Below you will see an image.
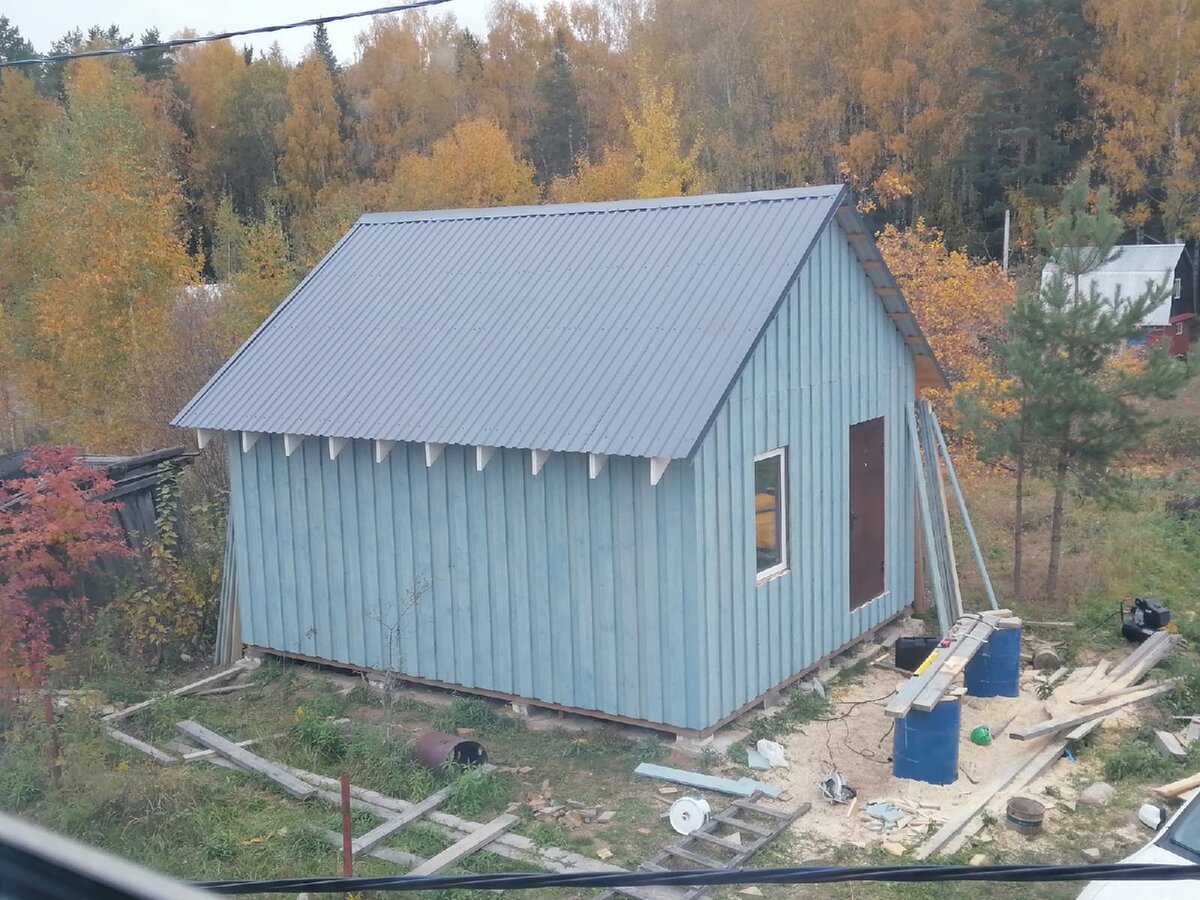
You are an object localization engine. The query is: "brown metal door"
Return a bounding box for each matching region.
[849,417,885,610]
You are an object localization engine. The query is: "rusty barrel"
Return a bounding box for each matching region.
[412,731,488,770]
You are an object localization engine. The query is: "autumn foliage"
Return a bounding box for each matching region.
[877,220,1016,426]
[0,447,129,692]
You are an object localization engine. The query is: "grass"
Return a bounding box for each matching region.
[9,382,1200,897]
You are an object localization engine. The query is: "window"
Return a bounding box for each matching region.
[754,448,787,581]
[1177,323,1185,336]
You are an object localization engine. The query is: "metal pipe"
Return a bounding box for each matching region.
[907,404,950,635]
[927,404,1000,611]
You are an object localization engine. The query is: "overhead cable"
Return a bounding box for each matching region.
[195,862,1200,894]
[0,1,452,69]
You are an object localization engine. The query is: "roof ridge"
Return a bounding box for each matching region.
[357,185,844,227]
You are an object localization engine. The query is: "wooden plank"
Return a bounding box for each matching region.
[688,831,744,851]
[1009,683,1176,741]
[914,742,1056,859]
[633,763,780,798]
[891,618,992,716]
[352,788,448,856]
[1117,635,1179,686]
[407,813,518,876]
[731,800,794,820]
[176,721,315,799]
[710,814,771,837]
[1156,769,1200,799]
[279,760,633,878]
[665,846,721,867]
[323,831,426,868]
[1154,731,1188,762]
[102,665,246,722]
[105,728,178,765]
[936,738,1067,857]
[1072,679,1180,707]
[1108,632,1168,682]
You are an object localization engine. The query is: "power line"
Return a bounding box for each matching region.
[194,862,1200,894]
[0,1,453,69]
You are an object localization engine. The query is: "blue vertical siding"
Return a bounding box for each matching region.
[229,438,702,728]
[693,221,916,727]
[227,217,915,732]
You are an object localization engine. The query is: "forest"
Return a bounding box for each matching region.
[0,0,1197,456]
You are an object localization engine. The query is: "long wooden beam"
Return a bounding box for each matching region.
[176,720,316,799]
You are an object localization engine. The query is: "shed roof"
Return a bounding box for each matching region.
[1041,244,1186,327]
[174,186,941,459]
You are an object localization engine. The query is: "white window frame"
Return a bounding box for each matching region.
[1176,322,1185,336]
[754,447,789,583]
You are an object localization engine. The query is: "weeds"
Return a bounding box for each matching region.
[345,683,379,706]
[727,743,749,767]
[748,687,832,741]
[431,697,511,734]
[0,739,48,810]
[697,745,720,772]
[288,708,347,761]
[251,657,296,690]
[1103,741,1176,782]
[443,766,514,818]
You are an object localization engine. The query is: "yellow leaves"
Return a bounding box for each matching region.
[390,118,538,210]
[277,54,348,214]
[878,219,1015,427]
[550,148,636,203]
[625,79,704,199]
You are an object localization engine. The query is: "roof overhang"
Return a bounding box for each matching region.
[833,202,949,392]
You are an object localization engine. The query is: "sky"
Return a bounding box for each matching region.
[8,0,543,65]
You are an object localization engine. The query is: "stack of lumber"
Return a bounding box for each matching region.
[886,610,1021,718]
[915,631,1181,859]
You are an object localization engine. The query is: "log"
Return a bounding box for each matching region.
[1009,682,1176,741]
[176,721,315,799]
[407,813,519,876]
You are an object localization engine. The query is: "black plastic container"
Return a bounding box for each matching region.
[894,636,941,672]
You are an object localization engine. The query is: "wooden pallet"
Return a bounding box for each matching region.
[597,794,810,900]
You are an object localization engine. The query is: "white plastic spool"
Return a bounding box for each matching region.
[668,796,711,835]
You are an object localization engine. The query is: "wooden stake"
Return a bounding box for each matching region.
[341,773,353,877]
[42,694,61,789]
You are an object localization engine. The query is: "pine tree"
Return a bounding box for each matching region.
[528,29,587,184]
[963,0,1096,257]
[133,28,175,82]
[0,16,35,63]
[968,172,1188,599]
[313,23,339,78]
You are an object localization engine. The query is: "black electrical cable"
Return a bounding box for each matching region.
[0,1,451,69]
[194,862,1200,894]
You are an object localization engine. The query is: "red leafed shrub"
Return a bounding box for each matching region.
[0,446,130,693]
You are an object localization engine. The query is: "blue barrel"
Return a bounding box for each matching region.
[893,698,960,785]
[964,626,1022,698]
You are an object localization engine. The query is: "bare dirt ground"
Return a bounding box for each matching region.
[757,666,1156,854]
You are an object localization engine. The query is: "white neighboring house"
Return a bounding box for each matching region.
[1041,244,1193,357]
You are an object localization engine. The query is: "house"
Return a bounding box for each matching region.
[1042,243,1196,357]
[174,186,945,735]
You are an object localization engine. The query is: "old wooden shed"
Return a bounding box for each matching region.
[175,186,943,734]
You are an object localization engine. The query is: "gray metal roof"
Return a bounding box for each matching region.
[1041,244,1186,327]
[175,185,933,459]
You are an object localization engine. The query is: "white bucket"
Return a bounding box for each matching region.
[668,796,711,835]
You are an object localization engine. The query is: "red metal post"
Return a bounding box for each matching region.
[42,694,62,789]
[340,772,353,877]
